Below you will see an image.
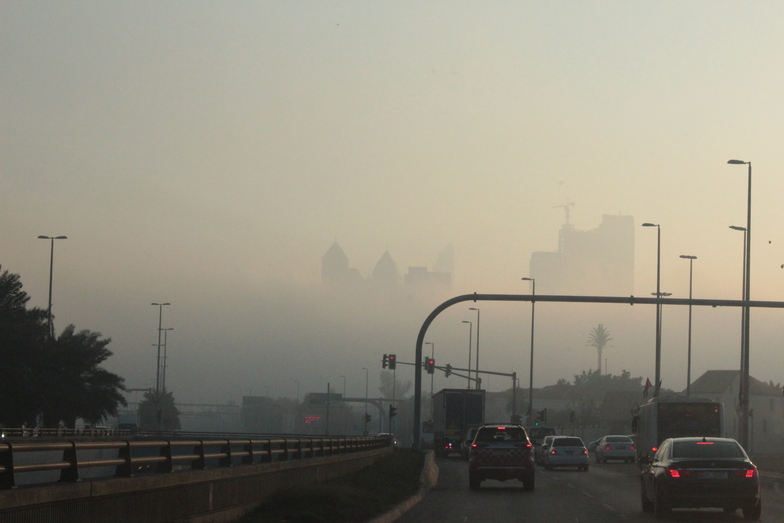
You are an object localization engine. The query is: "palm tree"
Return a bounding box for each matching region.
[586,324,612,374]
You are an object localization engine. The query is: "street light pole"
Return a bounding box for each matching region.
[362,367,369,436]
[469,307,480,389]
[729,158,752,449]
[461,320,473,389]
[522,277,535,422]
[730,226,747,397]
[679,255,697,396]
[642,223,662,397]
[37,235,67,339]
[161,327,174,391]
[151,302,171,393]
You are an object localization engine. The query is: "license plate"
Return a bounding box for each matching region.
[617,445,626,450]
[566,451,574,455]
[700,471,726,479]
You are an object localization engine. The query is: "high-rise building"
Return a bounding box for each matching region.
[530,215,634,296]
[321,241,362,286]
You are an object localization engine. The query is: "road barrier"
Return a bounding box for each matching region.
[0,434,388,489]
[0,434,392,522]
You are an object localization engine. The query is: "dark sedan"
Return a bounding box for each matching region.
[640,436,761,520]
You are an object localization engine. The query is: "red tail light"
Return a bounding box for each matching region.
[668,468,692,478]
[582,450,588,455]
[605,445,612,450]
[630,446,636,450]
[735,469,757,478]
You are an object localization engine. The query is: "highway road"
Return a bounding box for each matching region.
[396,456,784,522]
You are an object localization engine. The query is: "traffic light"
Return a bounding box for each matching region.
[389,405,397,419]
[382,354,388,369]
[365,413,371,423]
[425,357,435,374]
[388,354,397,370]
[444,364,452,377]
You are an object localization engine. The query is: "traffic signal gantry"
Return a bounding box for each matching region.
[380,354,516,395]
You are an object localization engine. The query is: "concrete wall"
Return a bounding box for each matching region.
[0,446,392,523]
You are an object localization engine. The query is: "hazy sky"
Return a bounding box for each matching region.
[4,2,784,407]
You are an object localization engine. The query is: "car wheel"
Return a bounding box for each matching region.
[742,500,761,520]
[640,478,653,513]
[469,473,481,490]
[653,483,670,519]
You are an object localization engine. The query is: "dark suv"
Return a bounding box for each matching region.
[468,424,535,490]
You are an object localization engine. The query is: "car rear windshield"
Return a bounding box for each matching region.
[671,440,745,459]
[606,436,632,443]
[476,427,526,442]
[552,437,583,447]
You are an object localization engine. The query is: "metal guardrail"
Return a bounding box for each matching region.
[0,435,390,489]
[0,427,134,438]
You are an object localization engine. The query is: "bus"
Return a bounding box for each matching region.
[632,396,723,466]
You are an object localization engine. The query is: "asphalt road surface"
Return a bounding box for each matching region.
[395,455,784,522]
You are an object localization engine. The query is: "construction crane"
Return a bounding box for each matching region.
[553,200,575,225]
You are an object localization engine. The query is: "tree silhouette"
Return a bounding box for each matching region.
[379,371,412,399]
[138,389,181,431]
[0,266,126,428]
[586,324,613,374]
[0,267,48,426]
[39,325,127,427]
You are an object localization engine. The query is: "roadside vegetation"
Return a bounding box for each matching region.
[235,448,425,523]
[0,267,127,428]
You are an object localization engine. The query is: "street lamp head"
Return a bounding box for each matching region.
[679,255,697,260]
[728,159,748,165]
[521,277,533,282]
[641,223,658,227]
[729,225,747,232]
[151,302,171,306]
[469,307,479,311]
[38,235,68,240]
[462,320,471,325]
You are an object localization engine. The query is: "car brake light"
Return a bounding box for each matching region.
[605,445,612,450]
[735,469,757,478]
[696,441,714,445]
[630,446,636,450]
[550,450,557,455]
[582,450,588,455]
[668,468,692,478]
[651,446,658,452]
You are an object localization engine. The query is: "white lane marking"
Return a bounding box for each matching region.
[582,492,594,498]
[603,504,616,511]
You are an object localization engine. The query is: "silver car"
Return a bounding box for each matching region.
[536,435,556,465]
[595,435,635,463]
[545,436,589,471]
